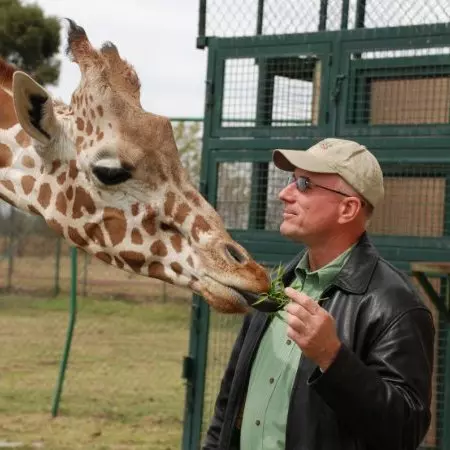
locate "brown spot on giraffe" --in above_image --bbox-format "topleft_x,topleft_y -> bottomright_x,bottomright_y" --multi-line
55,192 -> 67,215
68,160 -> 78,179
148,262 -> 171,283
170,233 -> 183,253
185,190 -> 203,207
170,262 -> 183,275
97,105 -> 104,117
114,256 -> 124,269
96,252 -> 112,265
173,203 -> 191,225
22,155 -> 35,168
150,240 -> 168,257
191,215 -> 211,242
76,117 -> 84,131
164,191 -> 176,216
68,226 -> 88,247
75,136 -> 84,148
84,222 -> 106,246
86,121 -> 93,136
89,94 -> 93,102
57,172 -> 67,185
50,160 -> 62,174
0,143 -> 12,168
21,176 -> 36,195
142,205 -> 157,235
1,180 -> 15,193
131,228 -> 143,245
72,187 -> 96,219
48,219 -> 63,236
97,132 -> 104,142
37,183 -> 52,208
90,109 -> 96,119
119,251 -> 145,273
66,186 -> 74,201
187,255 -> 194,268
15,129 -> 31,147
103,207 -> 127,246
131,203 -> 139,216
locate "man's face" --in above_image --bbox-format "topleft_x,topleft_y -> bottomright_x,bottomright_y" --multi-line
278,168 -> 350,244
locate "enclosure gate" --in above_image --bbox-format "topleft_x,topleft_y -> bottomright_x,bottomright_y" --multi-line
182,23 -> 450,450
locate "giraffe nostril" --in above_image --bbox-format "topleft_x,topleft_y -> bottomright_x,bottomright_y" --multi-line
224,243 -> 248,265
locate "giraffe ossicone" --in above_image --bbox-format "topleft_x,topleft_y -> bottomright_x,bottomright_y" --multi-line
0,19 -> 270,313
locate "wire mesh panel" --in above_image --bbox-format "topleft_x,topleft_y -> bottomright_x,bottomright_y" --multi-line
217,50 -> 327,136
343,44 -> 450,135
202,0 -> 450,38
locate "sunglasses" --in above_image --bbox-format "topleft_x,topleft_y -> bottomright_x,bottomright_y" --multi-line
287,174 -> 365,206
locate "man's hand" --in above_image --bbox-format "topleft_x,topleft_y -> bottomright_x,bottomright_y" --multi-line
285,287 -> 341,371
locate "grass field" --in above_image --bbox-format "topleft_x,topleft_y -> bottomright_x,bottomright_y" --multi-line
0,294 -> 194,450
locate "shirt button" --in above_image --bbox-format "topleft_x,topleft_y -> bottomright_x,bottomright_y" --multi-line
255,420 -> 261,426
269,377 -> 274,384
286,339 -> 292,345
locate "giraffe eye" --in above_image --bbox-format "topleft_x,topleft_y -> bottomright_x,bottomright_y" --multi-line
92,166 -> 132,185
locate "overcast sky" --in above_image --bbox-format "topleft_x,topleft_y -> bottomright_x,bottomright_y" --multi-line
29,0 -> 207,119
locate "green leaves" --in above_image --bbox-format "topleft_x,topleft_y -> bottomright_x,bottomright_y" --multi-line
0,0 -> 60,86
254,264 -> 291,308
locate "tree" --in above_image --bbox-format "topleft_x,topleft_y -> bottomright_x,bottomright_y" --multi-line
0,0 -> 60,85
172,120 -> 203,189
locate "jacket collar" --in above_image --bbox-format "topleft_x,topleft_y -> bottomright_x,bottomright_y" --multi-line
282,232 -> 379,295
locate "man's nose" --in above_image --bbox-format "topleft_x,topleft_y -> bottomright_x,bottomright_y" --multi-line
279,182 -> 295,201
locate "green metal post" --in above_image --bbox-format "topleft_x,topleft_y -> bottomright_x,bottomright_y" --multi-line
6,207 -> 15,291
248,60 -> 274,230
51,247 -> 78,417
340,0 -> 350,29
53,237 -> 61,297
318,0 -> 328,31
256,0 -> 265,35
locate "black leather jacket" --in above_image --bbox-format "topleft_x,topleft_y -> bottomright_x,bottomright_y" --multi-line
202,233 -> 435,450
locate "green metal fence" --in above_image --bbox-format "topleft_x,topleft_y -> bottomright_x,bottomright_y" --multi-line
182,1 -> 450,449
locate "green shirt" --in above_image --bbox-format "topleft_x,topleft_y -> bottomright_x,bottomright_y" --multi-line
240,245 -> 355,450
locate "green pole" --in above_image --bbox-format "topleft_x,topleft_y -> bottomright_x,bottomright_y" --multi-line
53,237 -> 61,297
51,246 -> 78,417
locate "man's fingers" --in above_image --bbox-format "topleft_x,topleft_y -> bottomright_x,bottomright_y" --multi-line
285,287 -> 320,314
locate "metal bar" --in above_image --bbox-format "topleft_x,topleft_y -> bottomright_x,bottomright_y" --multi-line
53,237 -> 61,297
181,41 -> 216,450
248,59 -> 274,230
341,0 -> 350,29
256,0 -> 265,35
318,0 -> 328,31
51,247 -> 78,417
6,207 -> 15,291
197,0 -> 207,49
412,271 -> 450,322
355,0 -> 366,28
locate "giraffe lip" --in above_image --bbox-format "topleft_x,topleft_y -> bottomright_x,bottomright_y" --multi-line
233,288 -> 283,313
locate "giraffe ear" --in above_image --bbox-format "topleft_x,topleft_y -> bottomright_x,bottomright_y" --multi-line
12,71 -> 58,145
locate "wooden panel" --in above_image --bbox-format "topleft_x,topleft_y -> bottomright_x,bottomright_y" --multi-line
368,177 -> 445,236
370,77 -> 450,125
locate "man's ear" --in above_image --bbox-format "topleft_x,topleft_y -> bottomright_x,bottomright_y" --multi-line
12,71 -> 58,145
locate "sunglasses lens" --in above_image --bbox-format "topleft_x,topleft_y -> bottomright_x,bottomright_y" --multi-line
297,177 -> 308,192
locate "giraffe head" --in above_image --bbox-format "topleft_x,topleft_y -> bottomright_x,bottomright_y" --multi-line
0,20 -> 270,313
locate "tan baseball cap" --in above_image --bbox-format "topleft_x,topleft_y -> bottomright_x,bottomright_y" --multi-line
273,138 -> 384,208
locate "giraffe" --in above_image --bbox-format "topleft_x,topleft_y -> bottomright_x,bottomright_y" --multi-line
0,20 -> 270,313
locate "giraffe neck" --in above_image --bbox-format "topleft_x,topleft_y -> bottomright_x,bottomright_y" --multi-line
0,123 -> 45,212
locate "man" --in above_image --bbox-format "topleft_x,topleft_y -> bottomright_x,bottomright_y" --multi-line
202,138 -> 435,450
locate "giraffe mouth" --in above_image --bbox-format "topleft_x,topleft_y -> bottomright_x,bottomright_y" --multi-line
233,288 -> 284,313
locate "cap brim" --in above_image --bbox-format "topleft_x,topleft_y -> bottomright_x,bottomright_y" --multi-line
273,149 -> 336,173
